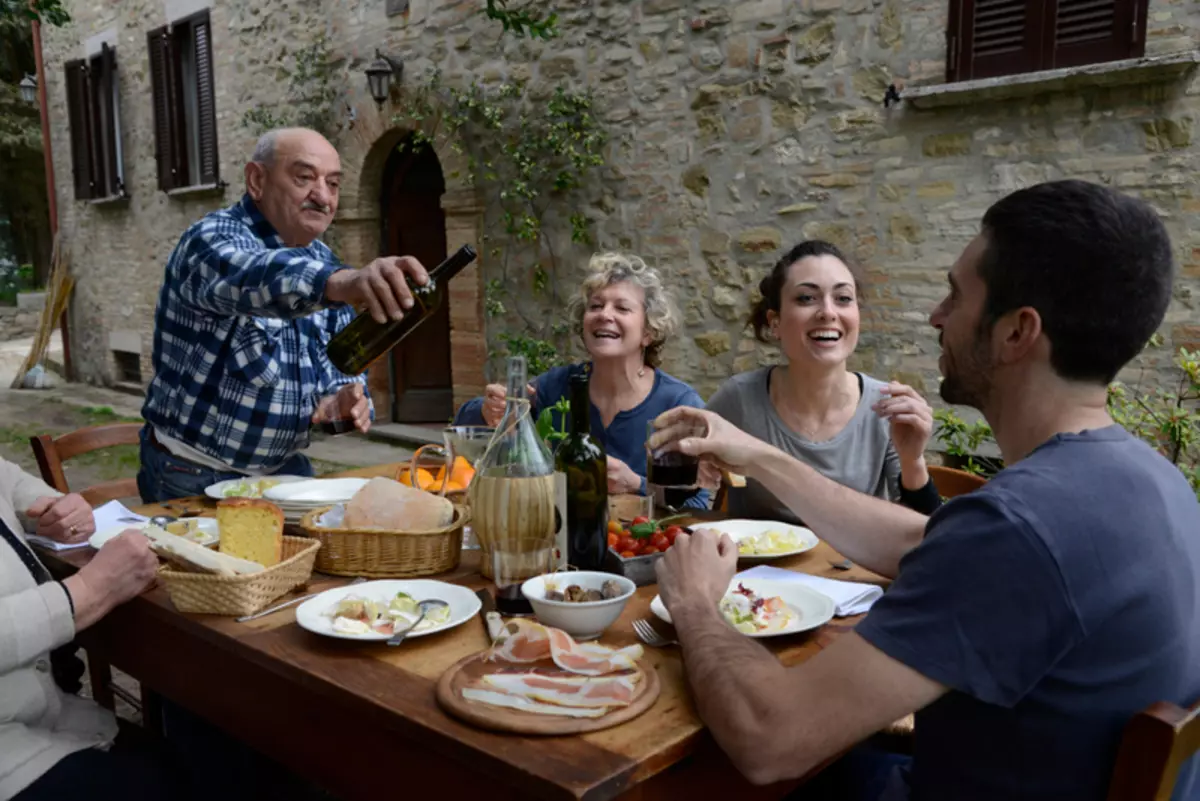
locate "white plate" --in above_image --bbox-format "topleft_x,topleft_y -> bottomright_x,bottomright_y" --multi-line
694,519 -> 820,562
89,518 -> 219,550
263,478 -> 370,504
295,579 -> 481,642
650,577 -> 834,638
204,475 -> 308,500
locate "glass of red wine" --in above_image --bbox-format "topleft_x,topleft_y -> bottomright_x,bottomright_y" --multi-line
645,421 -> 702,488
314,417 -> 356,435
492,537 -> 555,616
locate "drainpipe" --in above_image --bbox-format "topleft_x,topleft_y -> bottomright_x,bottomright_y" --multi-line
31,18 -> 72,380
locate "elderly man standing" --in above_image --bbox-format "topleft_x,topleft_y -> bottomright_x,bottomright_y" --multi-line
137,127 -> 426,503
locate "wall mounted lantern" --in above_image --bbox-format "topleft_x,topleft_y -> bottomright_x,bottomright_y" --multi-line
365,51 -> 402,108
19,74 -> 37,104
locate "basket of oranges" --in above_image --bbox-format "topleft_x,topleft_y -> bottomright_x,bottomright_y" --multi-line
399,445 -> 476,504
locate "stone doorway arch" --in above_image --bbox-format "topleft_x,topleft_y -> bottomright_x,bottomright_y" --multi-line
334,119 -> 487,422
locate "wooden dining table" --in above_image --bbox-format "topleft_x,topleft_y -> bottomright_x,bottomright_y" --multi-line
42,463 -> 888,801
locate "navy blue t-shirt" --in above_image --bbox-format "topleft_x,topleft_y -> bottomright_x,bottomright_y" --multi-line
455,363 -> 710,508
858,426 -> 1200,801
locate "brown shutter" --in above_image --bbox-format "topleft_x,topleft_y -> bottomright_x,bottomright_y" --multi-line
192,12 -> 220,186
948,0 -> 1048,82
148,26 -> 179,191
64,59 -> 94,200
97,43 -> 122,197
1049,0 -> 1145,69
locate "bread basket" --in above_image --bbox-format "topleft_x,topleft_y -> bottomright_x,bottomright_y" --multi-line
299,504 -> 469,578
158,536 -> 320,616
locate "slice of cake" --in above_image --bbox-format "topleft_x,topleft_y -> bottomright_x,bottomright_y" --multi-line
217,498 -> 285,567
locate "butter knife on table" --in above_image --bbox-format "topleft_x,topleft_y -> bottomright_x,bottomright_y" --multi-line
476,588 -> 505,643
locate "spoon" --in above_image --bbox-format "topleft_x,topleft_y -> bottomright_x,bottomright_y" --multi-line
148,515 -> 177,527
387,600 -> 449,647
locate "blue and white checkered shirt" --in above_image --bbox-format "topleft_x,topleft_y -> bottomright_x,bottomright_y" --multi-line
142,194 -> 366,471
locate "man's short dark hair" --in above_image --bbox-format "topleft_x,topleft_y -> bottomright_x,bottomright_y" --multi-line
978,180 -> 1175,385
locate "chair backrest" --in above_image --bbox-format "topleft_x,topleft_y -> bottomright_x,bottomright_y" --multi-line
928,464 -> 987,499
1108,700 -> 1200,801
30,423 -> 143,506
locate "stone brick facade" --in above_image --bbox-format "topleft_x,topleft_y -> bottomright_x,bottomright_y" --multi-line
40,0 -> 1200,413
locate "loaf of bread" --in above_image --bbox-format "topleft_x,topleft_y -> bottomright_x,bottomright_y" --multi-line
217,498 -> 285,567
145,527 -> 264,576
343,477 -> 454,531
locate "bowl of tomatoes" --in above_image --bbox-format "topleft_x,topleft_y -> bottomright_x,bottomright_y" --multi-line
603,515 -> 688,586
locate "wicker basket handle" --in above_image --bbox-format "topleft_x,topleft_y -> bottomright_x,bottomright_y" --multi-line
407,444 -> 450,498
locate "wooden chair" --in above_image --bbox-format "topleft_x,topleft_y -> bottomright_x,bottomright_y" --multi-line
928,464 -> 986,499
1108,700 -> 1200,801
29,422 -> 143,714
30,423 -> 143,505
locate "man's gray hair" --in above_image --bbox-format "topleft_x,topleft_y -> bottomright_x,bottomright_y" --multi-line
251,130 -> 280,166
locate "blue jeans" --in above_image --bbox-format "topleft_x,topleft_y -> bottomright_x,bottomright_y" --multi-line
787,744 -> 912,801
136,426 -> 313,503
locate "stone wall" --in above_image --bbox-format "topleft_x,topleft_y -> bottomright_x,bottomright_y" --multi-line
0,306 -> 41,342
41,0 -> 1200,406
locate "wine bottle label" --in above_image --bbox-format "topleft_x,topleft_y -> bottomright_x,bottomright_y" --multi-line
552,470 -> 568,571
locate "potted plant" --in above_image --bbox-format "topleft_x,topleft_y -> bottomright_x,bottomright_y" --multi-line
932,407 -> 1004,477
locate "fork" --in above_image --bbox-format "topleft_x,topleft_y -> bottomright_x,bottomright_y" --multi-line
236,576 -> 367,622
632,618 -> 679,648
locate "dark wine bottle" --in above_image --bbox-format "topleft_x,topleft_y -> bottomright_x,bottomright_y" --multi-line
555,372 -> 609,571
326,244 -> 478,375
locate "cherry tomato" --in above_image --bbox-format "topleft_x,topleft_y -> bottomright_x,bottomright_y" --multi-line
642,546 -> 660,555
619,550 -> 636,559
618,536 -> 638,553
607,532 -> 619,548
631,515 -> 650,526
664,525 -> 683,545
650,532 -> 669,551
607,520 -> 623,534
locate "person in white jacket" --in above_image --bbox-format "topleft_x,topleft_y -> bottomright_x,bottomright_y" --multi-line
0,457 -> 177,800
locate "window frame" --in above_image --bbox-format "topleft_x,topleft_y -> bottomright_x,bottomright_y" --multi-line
63,42 -> 126,201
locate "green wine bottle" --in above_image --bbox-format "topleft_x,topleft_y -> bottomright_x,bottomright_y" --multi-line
326,244 -> 478,375
555,371 -> 609,571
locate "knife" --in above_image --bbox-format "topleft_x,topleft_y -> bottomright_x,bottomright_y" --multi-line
475,588 -> 505,643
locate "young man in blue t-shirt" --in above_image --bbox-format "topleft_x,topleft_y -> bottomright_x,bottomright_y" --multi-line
650,180 -> 1200,801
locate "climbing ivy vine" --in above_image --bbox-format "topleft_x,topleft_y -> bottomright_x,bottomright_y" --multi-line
242,34 -> 343,140
392,71 -> 607,375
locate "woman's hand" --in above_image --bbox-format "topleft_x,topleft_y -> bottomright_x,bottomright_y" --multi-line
26,494 -> 94,544
480,382 -> 536,427
872,382 -> 933,488
63,531 -> 160,631
607,456 -> 642,495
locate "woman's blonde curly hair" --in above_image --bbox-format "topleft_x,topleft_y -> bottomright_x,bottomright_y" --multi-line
567,252 -> 679,369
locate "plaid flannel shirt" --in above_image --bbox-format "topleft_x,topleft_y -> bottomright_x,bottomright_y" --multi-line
141,194 -> 368,472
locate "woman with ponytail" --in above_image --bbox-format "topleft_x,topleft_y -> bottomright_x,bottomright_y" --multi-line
705,240 -> 941,523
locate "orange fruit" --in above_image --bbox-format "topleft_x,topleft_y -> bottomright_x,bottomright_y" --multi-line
448,456 -> 475,486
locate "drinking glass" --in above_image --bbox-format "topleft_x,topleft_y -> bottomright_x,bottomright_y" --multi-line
645,420 -> 703,488
492,536 -> 555,616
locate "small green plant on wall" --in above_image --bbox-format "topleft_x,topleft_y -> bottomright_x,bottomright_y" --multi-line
392,70 -> 607,379
242,34 -> 342,140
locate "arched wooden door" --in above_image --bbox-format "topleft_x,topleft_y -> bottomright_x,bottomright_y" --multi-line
379,139 -> 452,422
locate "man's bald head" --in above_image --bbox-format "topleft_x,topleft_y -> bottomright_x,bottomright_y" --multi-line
244,128 -> 342,247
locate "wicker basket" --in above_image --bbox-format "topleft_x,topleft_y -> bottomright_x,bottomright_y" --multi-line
299,504 -> 469,578
158,536 -> 321,616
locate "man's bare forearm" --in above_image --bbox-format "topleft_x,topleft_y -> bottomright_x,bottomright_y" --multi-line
748,445 -> 927,578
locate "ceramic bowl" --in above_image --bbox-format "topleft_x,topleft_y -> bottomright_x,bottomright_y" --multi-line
520,571 -> 636,640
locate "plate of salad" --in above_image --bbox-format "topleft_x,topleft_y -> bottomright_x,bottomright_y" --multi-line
295,579 -> 481,641
649,578 -> 834,638
204,475 -> 308,500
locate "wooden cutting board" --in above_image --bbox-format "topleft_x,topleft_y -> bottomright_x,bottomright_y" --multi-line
436,651 -> 661,735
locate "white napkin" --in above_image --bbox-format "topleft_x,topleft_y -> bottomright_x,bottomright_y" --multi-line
737,564 -> 883,617
27,500 -> 147,552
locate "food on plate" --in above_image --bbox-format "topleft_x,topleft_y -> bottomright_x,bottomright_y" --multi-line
459,689 -> 608,718
720,583 -> 795,634
478,672 -> 639,708
144,526 -> 264,576
488,618 -> 643,676
343,477 -> 454,531
543,578 -> 625,603
737,527 -> 806,556
164,519 -> 212,544
606,516 -> 686,560
325,590 -> 452,636
217,498 -> 284,566
220,478 -> 281,498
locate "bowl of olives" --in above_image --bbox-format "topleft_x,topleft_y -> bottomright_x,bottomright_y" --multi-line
520,571 -> 637,640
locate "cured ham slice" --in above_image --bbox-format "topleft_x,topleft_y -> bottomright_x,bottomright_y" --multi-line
480,672 -> 639,708
460,688 -> 606,718
488,619 -> 644,676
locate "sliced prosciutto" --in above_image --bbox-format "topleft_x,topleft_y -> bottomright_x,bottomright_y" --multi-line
488,619 -> 643,676
460,688 -> 606,718
479,672 -> 640,708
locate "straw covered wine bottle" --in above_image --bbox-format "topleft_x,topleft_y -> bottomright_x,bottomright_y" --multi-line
326,244 -> 477,375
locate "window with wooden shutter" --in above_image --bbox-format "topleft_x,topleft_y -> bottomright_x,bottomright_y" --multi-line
63,46 -> 126,201
147,10 -> 222,193
946,0 -> 1147,82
